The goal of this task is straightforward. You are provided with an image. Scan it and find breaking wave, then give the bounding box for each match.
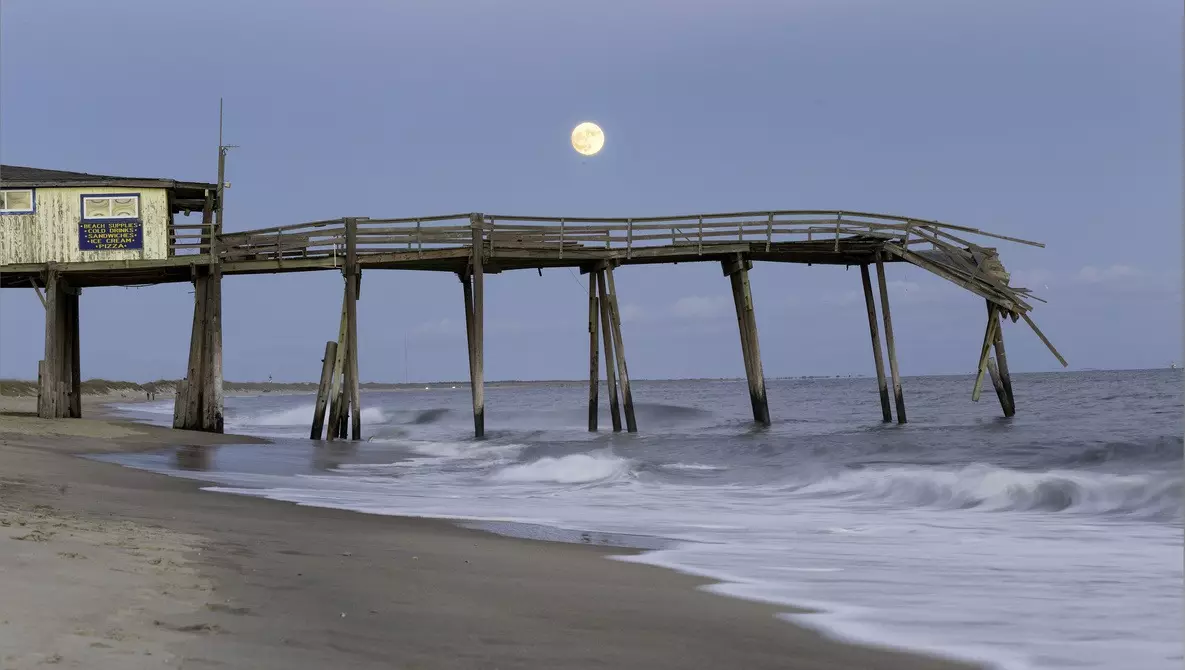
[490,452,633,484]
[247,404,387,427]
[794,464,1182,520]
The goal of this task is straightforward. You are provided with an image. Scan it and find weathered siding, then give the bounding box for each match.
[0,186,169,264]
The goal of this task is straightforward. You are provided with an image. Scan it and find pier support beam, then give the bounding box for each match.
[603,264,637,433]
[875,257,906,424]
[467,213,486,438]
[587,275,600,432]
[860,264,893,423]
[595,269,622,432]
[172,187,223,433]
[988,301,1016,417]
[345,217,362,440]
[172,266,224,432]
[38,267,80,419]
[310,340,338,439]
[326,295,349,441]
[722,255,770,426]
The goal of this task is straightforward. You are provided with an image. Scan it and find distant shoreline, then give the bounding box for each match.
[0,367,1172,399]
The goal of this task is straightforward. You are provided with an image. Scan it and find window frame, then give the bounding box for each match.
[80,193,141,221]
[0,188,36,215]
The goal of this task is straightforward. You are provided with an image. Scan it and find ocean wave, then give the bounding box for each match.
[489,452,632,484]
[794,464,1182,520]
[660,463,728,472]
[245,404,387,427]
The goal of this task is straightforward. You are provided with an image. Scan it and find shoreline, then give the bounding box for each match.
[0,400,978,669]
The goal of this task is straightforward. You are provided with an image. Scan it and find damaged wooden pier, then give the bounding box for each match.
[0,165,1067,439]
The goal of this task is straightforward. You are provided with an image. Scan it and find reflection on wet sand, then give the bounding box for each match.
[311,442,358,472]
[175,444,213,471]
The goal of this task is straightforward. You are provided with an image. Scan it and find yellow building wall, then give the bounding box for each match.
[0,186,169,265]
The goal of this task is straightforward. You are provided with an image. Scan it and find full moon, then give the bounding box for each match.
[571,122,605,156]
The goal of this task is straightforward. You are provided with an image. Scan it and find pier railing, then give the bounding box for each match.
[203,210,1042,264]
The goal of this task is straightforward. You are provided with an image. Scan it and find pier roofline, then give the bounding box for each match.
[0,168,1064,435]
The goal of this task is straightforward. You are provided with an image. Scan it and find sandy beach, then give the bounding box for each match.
[0,398,974,669]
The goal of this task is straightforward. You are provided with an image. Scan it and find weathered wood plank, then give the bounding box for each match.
[723,256,770,426]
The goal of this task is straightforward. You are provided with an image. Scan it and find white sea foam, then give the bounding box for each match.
[489,452,632,484]
[661,462,727,472]
[246,404,387,427]
[793,463,1181,519]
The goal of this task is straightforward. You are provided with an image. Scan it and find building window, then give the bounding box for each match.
[82,194,139,220]
[0,189,35,214]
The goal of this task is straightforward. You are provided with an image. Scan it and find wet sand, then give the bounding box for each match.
[0,403,976,669]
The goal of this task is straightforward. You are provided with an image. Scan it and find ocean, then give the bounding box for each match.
[103,369,1182,670]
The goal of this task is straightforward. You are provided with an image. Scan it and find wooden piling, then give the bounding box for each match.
[345,218,362,440]
[326,294,349,442]
[972,305,1000,402]
[603,265,637,433]
[860,264,893,422]
[172,379,187,429]
[595,270,622,432]
[986,357,1010,416]
[723,256,770,426]
[39,267,61,420]
[311,340,338,439]
[469,213,486,438]
[875,257,906,424]
[183,271,208,429]
[988,300,1016,416]
[587,275,600,432]
[200,267,224,432]
[68,290,81,418]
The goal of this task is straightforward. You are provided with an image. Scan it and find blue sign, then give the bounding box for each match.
[79,219,143,251]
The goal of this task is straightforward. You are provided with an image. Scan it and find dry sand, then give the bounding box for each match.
[0,402,977,669]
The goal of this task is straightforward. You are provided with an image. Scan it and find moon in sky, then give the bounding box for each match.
[571,122,605,156]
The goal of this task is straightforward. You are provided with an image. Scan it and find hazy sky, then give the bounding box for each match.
[1,0,1181,383]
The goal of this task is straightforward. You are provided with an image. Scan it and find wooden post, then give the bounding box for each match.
[595,270,622,432]
[66,290,81,418]
[183,271,209,429]
[723,256,770,426]
[461,271,482,432]
[469,213,486,438]
[986,357,1010,416]
[875,257,906,424]
[345,218,362,440]
[587,275,600,432]
[988,300,1016,416]
[603,265,637,432]
[36,360,45,418]
[326,294,349,442]
[860,264,893,422]
[173,380,187,429]
[972,306,999,402]
[311,340,338,439]
[39,267,61,419]
[200,267,224,432]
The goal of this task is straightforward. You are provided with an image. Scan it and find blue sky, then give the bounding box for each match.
[1,0,1181,382]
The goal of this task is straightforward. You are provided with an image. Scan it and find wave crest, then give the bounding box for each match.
[490,452,632,485]
[795,464,1181,520]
